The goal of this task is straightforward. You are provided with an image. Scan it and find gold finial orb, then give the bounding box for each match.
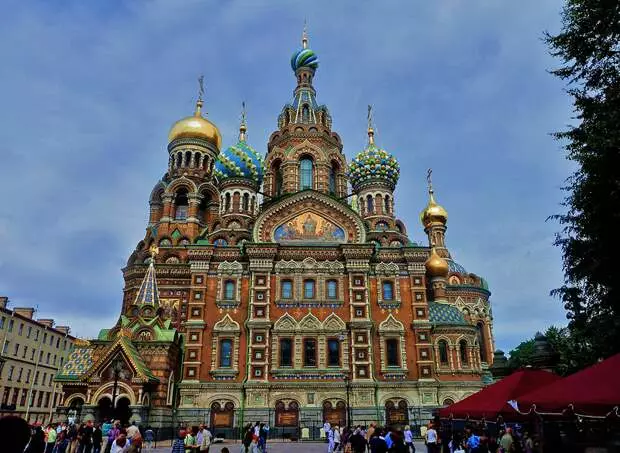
[425,246,449,278]
[149,245,159,258]
[420,168,448,228]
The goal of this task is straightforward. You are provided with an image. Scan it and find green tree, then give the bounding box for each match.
[547,0,620,363]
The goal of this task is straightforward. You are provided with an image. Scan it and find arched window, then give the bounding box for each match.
[386,339,400,367]
[242,193,250,212]
[303,280,315,299]
[273,161,283,196]
[329,162,338,194]
[367,195,374,214]
[477,322,487,363]
[219,339,233,368]
[300,157,314,190]
[174,189,189,220]
[198,193,210,224]
[384,195,391,214]
[442,398,455,406]
[281,280,293,299]
[438,340,449,365]
[382,281,394,301]
[224,193,231,212]
[459,340,468,365]
[302,104,310,122]
[223,281,235,300]
[326,280,338,299]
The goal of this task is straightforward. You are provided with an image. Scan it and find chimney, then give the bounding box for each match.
[38,319,55,328]
[0,297,8,309]
[13,307,35,319]
[55,326,70,335]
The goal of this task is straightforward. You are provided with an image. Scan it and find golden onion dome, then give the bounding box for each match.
[425,246,449,278]
[168,99,222,149]
[420,191,448,228]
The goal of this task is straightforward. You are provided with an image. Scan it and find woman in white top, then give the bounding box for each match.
[426,425,438,453]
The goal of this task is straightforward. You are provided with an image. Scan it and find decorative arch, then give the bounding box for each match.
[213,314,241,333]
[165,176,198,195]
[91,382,136,406]
[378,314,405,333]
[298,312,322,331]
[64,393,87,407]
[274,313,297,332]
[323,313,346,332]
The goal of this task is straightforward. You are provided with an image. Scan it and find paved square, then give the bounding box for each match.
[150,440,426,452]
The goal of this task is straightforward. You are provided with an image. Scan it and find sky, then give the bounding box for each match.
[0,0,573,352]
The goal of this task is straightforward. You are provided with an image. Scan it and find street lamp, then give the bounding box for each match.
[110,357,123,418]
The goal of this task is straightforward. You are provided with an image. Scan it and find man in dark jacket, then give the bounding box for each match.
[350,429,367,453]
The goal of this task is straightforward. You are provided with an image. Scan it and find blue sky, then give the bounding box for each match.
[0,0,572,352]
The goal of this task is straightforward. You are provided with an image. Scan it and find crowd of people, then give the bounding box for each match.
[170,424,213,453]
[319,422,416,453]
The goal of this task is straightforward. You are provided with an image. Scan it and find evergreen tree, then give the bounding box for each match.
[547,0,620,362]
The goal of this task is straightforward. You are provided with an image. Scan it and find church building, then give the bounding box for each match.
[56,31,494,430]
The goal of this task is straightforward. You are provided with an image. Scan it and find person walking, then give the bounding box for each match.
[46,424,58,453]
[104,423,120,453]
[92,424,103,453]
[143,428,154,451]
[369,428,388,453]
[425,424,438,453]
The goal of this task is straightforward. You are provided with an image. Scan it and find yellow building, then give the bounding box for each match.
[0,297,75,423]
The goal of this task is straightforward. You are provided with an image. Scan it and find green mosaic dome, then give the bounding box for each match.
[215,139,264,185]
[348,142,400,190]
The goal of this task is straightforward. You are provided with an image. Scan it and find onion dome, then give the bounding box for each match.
[425,246,449,278]
[215,108,264,185]
[168,98,222,149]
[290,26,319,71]
[420,170,448,228]
[348,124,400,190]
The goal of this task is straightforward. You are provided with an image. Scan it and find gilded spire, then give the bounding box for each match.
[302,19,309,49]
[195,75,205,117]
[239,101,247,142]
[367,104,375,145]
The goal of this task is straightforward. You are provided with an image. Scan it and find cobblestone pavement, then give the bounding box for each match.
[148,440,426,452]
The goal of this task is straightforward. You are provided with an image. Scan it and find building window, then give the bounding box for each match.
[26,326,32,338]
[242,193,250,211]
[367,195,374,214]
[326,280,338,299]
[281,280,293,299]
[303,280,315,299]
[43,332,47,344]
[327,339,340,367]
[273,161,283,197]
[8,319,14,332]
[34,371,39,384]
[17,368,23,382]
[382,281,394,301]
[2,341,8,355]
[7,365,14,381]
[329,163,338,194]
[223,281,235,300]
[386,339,400,367]
[300,157,314,190]
[219,339,233,368]
[304,339,317,367]
[477,322,488,363]
[0,316,4,329]
[279,339,292,367]
[438,340,449,364]
[459,340,468,365]
[22,346,27,359]
[13,343,19,356]
[174,189,189,220]
[18,323,23,336]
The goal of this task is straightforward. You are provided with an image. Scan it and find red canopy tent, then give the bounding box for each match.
[514,353,620,418]
[439,369,561,420]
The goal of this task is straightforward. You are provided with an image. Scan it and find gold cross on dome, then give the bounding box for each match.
[427,168,434,193]
[197,75,205,102]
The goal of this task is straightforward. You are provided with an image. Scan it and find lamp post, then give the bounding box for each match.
[110,357,123,419]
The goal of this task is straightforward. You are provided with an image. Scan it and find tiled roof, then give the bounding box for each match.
[55,343,94,381]
[429,301,468,326]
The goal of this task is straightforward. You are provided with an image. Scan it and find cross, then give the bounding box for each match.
[197,75,205,102]
[367,104,373,130]
[241,101,247,125]
[427,168,434,193]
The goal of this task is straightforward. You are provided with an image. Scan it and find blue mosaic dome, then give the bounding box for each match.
[348,142,400,190]
[215,138,264,185]
[428,301,468,325]
[291,48,319,71]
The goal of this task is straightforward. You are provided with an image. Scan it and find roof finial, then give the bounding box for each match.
[149,244,159,262]
[302,19,309,49]
[367,104,375,145]
[427,168,437,203]
[239,101,247,142]
[195,75,205,116]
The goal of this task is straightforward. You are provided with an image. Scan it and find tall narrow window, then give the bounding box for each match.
[367,195,374,214]
[302,104,310,122]
[459,340,468,365]
[438,340,449,365]
[384,195,391,214]
[281,280,293,299]
[326,280,338,299]
[225,193,231,212]
[304,280,315,299]
[304,339,317,367]
[382,281,394,301]
[280,339,292,367]
[224,281,235,300]
[477,322,487,363]
[242,193,250,212]
[273,161,283,196]
[386,339,399,366]
[329,163,338,194]
[219,339,233,368]
[327,339,340,367]
[174,189,189,220]
[300,158,314,190]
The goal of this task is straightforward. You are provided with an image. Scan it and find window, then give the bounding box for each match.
[46,352,51,364]
[7,365,14,381]
[48,374,53,386]
[303,280,315,299]
[18,323,23,336]
[20,390,27,407]
[219,339,233,368]
[242,193,250,211]
[281,280,293,299]
[27,326,32,338]
[34,371,39,384]
[327,339,340,367]
[459,340,468,365]
[300,157,314,190]
[326,280,338,299]
[22,345,27,359]
[477,322,487,363]
[8,319,14,332]
[224,281,235,300]
[30,349,35,361]
[304,339,317,367]
[34,329,39,341]
[13,343,19,356]
[2,341,8,354]
[273,161,283,196]
[56,338,60,348]
[279,339,292,367]
[329,163,338,194]
[43,333,47,344]
[384,195,391,214]
[25,370,31,383]
[17,368,23,382]
[0,316,4,329]
[367,195,374,214]
[174,189,189,220]
[382,281,394,301]
[386,339,400,367]
[438,340,449,364]
[224,193,231,212]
